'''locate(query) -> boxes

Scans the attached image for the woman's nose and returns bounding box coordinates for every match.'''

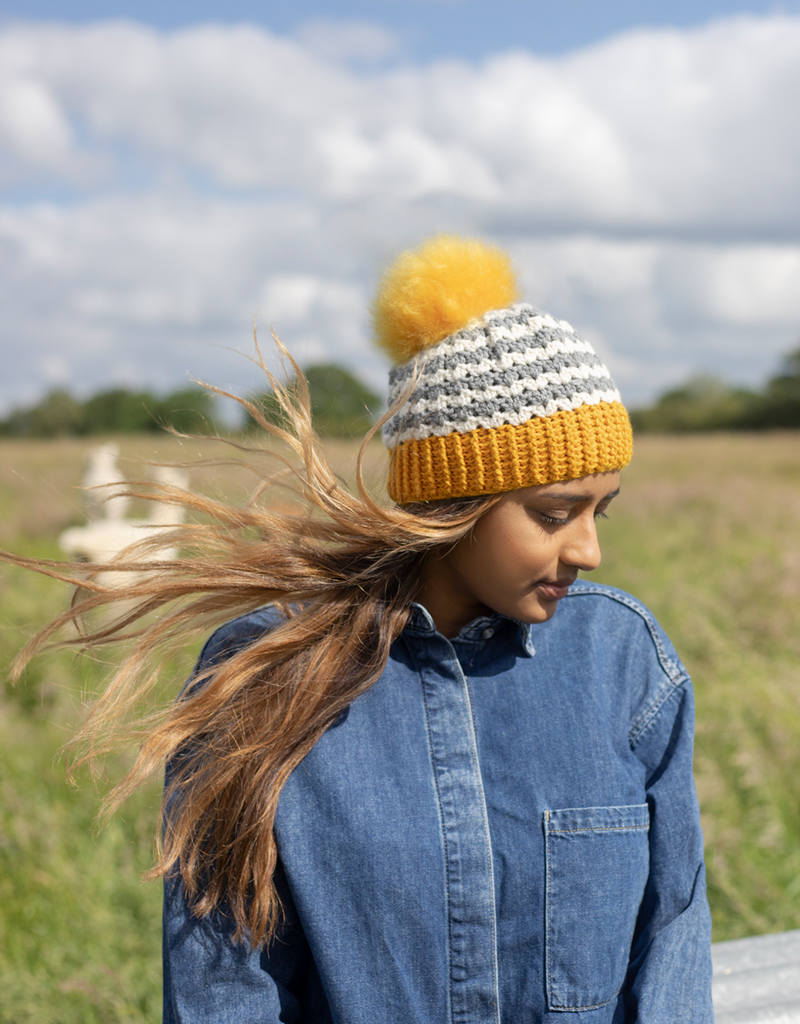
[561,515,602,572]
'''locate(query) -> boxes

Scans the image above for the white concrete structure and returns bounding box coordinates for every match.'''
[81,442,130,522]
[59,446,188,563]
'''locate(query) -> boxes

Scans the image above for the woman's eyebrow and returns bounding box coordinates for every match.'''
[535,487,621,503]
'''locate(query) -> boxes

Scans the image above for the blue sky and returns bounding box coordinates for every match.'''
[0,2,798,415]
[2,0,799,58]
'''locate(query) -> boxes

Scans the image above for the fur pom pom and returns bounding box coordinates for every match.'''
[371,234,521,364]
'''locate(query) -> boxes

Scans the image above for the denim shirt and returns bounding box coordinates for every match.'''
[163,581,714,1023]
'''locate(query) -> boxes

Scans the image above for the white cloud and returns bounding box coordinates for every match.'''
[294,19,399,66]
[702,247,800,324]
[0,191,387,410]
[0,14,799,416]
[260,275,363,328]
[0,77,71,164]
[1,15,798,222]
[505,234,800,397]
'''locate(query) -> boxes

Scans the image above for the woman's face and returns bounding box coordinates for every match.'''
[418,471,620,637]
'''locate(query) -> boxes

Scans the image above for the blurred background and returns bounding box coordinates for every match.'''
[0,2,799,1021]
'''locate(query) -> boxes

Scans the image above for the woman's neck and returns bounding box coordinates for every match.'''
[415,558,492,639]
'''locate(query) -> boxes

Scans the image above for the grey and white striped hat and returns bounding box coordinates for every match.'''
[373,235,633,504]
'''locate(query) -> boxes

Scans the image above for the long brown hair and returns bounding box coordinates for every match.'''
[5,344,500,946]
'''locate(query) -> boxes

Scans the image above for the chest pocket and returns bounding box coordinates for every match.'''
[544,804,650,1012]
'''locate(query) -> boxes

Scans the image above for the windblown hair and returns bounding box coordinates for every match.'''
[5,343,500,947]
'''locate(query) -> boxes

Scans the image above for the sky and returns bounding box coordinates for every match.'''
[0,0,799,417]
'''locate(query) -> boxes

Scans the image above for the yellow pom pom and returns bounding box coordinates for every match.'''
[371,234,521,364]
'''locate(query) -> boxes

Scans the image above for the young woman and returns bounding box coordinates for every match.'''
[14,235,713,1022]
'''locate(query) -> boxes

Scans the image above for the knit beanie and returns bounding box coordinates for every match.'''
[373,235,633,504]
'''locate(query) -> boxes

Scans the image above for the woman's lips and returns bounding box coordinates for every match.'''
[535,578,575,601]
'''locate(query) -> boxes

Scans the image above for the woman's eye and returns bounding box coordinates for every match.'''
[594,510,610,520]
[538,512,570,526]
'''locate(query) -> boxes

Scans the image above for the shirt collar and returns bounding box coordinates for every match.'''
[405,602,536,657]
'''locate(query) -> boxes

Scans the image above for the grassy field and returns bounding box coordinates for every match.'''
[595,434,800,941]
[1,431,800,1021]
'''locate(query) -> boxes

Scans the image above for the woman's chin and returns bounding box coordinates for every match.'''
[515,598,561,625]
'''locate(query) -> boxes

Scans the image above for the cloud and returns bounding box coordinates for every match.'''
[701,247,800,324]
[0,77,71,164]
[3,15,799,222]
[0,191,384,409]
[294,19,400,66]
[506,235,800,397]
[0,14,799,415]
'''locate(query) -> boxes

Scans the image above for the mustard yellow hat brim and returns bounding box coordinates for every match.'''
[388,401,633,504]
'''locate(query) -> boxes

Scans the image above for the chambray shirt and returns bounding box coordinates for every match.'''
[163,581,714,1023]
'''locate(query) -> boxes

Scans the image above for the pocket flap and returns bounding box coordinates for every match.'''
[545,804,650,834]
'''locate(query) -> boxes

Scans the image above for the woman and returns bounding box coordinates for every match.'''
[14,236,713,1022]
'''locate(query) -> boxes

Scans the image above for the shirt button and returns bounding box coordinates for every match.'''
[482,627,494,639]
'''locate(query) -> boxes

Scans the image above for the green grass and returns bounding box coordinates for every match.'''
[1,432,800,1021]
[0,544,168,1024]
[594,433,800,939]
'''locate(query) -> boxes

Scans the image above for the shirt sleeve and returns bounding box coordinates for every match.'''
[625,669,715,1023]
[162,858,316,1024]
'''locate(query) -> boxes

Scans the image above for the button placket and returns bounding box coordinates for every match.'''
[416,636,501,1024]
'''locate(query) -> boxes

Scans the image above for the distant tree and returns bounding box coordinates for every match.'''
[1,389,86,437]
[630,341,800,434]
[246,364,382,438]
[153,387,217,434]
[738,346,800,429]
[0,384,219,437]
[82,389,159,433]
[630,376,757,433]
[304,364,382,437]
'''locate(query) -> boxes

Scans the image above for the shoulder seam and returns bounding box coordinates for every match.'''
[566,584,690,746]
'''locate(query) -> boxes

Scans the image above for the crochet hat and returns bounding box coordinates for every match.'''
[373,235,633,504]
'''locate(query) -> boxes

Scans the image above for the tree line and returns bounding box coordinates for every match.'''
[0,364,382,439]
[630,345,800,433]
[10,346,795,440]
